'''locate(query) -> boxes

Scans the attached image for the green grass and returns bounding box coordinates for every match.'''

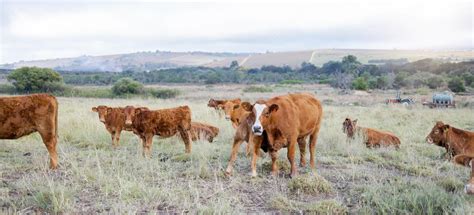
[0,91,473,213]
[242,86,273,93]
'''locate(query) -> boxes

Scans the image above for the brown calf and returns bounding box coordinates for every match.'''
[342,118,401,148]
[453,154,474,195]
[0,94,59,169]
[124,106,193,157]
[190,122,219,143]
[242,93,323,177]
[426,121,474,158]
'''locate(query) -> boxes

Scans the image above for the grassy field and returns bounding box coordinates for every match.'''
[1,86,474,213]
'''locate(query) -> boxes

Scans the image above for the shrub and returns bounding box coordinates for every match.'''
[112,78,144,95]
[242,86,273,93]
[427,76,444,89]
[7,67,65,93]
[148,88,181,99]
[0,83,16,94]
[448,77,466,93]
[280,79,304,85]
[352,77,368,90]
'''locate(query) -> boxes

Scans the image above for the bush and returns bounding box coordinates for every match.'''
[287,175,333,195]
[280,79,304,85]
[7,67,65,93]
[352,77,368,90]
[0,83,16,94]
[242,86,273,93]
[427,76,444,89]
[112,78,144,95]
[448,77,466,93]
[148,88,181,99]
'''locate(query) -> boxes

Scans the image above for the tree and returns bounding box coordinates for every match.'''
[7,67,64,93]
[427,76,444,89]
[112,78,144,95]
[229,61,239,70]
[352,77,368,90]
[448,77,466,93]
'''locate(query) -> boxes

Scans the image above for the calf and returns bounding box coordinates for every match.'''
[190,122,219,143]
[221,99,243,128]
[124,106,193,157]
[453,154,474,195]
[426,121,474,158]
[92,105,149,148]
[208,98,241,119]
[0,94,59,169]
[242,93,323,177]
[342,118,401,148]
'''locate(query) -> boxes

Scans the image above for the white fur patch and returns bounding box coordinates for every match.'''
[252,104,267,135]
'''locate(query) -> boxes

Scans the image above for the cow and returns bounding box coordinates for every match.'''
[208,98,241,119]
[342,118,401,148]
[241,93,323,177]
[0,94,59,169]
[453,154,474,195]
[92,105,149,148]
[123,105,193,157]
[426,121,474,158]
[221,99,246,128]
[190,122,219,143]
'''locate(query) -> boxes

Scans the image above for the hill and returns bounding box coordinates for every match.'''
[1,49,472,72]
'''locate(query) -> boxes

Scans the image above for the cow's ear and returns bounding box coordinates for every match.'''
[269,104,279,113]
[107,107,112,113]
[233,104,240,109]
[241,102,253,111]
[92,107,98,112]
[442,124,450,132]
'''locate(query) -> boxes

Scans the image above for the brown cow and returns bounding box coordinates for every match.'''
[342,118,401,148]
[190,122,219,143]
[92,105,149,148]
[426,121,474,158]
[222,99,245,128]
[453,154,474,195]
[124,106,193,157]
[0,94,59,169]
[225,110,271,175]
[208,98,241,119]
[241,93,323,177]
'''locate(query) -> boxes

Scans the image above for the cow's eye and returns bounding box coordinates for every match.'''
[264,112,270,117]
[434,130,439,134]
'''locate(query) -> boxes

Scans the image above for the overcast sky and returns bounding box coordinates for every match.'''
[0,0,472,64]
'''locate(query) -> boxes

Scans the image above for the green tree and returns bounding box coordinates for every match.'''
[448,77,466,93]
[112,78,144,95]
[229,60,239,70]
[7,67,64,93]
[427,76,444,89]
[352,77,368,90]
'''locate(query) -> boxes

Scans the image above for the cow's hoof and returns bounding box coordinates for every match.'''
[465,184,474,195]
[250,172,258,178]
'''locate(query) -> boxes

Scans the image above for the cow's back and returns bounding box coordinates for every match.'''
[0,94,58,139]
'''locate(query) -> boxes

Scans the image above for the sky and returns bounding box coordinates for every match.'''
[0,0,472,64]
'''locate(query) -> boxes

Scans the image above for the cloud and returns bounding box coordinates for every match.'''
[0,1,472,63]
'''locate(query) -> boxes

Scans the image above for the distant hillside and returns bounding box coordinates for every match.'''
[1,49,472,72]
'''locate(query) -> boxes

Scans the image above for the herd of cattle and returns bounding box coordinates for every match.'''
[0,93,473,195]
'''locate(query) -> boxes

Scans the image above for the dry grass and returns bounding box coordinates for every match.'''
[0,87,474,213]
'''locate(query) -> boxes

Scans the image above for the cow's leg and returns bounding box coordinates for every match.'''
[114,130,122,148]
[298,137,306,167]
[251,137,262,177]
[143,134,153,158]
[225,137,244,175]
[179,128,192,153]
[270,150,279,177]
[39,131,58,169]
[309,131,320,170]
[288,137,298,178]
[110,130,116,147]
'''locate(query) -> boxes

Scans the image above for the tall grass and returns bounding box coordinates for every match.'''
[0,96,473,213]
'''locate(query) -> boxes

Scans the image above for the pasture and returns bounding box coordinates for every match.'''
[1,85,474,213]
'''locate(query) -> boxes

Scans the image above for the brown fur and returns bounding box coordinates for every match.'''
[426,121,474,158]
[208,98,241,119]
[0,94,59,169]
[242,93,323,177]
[92,105,149,148]
[221,99,243,128]
[342,118,401,148]
[124,106,193,157]
[453,154,474,194]
[190,122,219,143]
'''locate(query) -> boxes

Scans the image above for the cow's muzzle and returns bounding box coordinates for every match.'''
[100,118,106,123]
[125,120,133,126]
[225,116,231,120]
[426,137,433,144]
[253,125,263,136]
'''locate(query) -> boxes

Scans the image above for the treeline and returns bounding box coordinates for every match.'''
[59,55,474,92]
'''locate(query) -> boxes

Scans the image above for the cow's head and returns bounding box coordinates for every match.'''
[342,118,357,138]
[92,105,111,123]
[453,154,474,195]
[426,121,450,146]
[123,106,149,126]
[208,99,218,108]
[242,101,278,136]
[223,100,242,121]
